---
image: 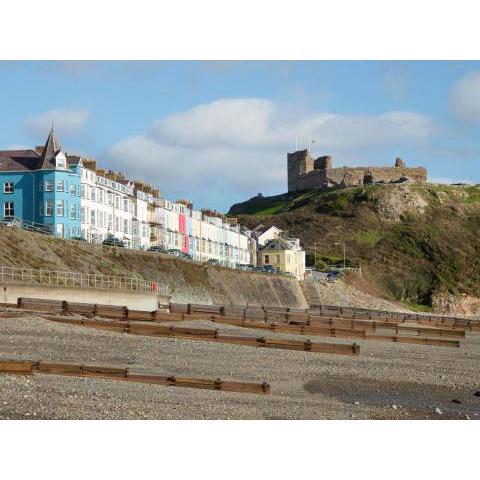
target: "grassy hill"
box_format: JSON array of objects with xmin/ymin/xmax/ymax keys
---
[{"xmin": 229, "ymin": 182, "xmax": 480, "ymax": 308}]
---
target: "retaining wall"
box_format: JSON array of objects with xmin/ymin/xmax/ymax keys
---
[{"xmin": 0, "ymin": 283, "xmax": 167, "ymax": 311}]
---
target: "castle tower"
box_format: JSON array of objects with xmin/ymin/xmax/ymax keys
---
[
  {"xmin": 395, "ymin": 157, "xmax": 405, "ymax": 168},
  {"xmin": 314, "ymin": 155, "xmax": 333, "ymax": 170},
  {"xmin": 287, "ymin": 149, "xmax": 314, "ymax": 192}
]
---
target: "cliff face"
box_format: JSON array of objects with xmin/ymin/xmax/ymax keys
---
[
  {"xmin": 229, "ymin": 182, "xmax": 480, "ymax": 309},
  {"xmin": 431, "ymin": 293, "xmax": 480, "ymax": 317}
]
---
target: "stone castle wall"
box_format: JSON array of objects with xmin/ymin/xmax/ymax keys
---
[{"xmin": 287, "ymin": 149, "xmax": 427, "ymax": 192}]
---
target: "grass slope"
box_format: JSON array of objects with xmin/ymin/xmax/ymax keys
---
[{"xmin": 229, "ymin": 183, "xmax": 480, "ymax": 307}]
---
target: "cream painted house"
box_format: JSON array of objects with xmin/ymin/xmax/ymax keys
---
[{"xmin": 256, "ymin": 233, "xmax": 306, "ymax": 280}]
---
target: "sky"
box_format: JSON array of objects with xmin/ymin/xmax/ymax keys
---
[{"xmin": 0, "ymin": 60, "xmax": 480, "ymax": 211}]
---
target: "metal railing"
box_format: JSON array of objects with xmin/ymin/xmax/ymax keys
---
[{"xmin": 0, "ymin": 266, "xmax": 168, "ymax": 295}]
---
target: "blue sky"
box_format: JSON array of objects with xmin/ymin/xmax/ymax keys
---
[{"xmin": 1, "ymin": 61, "xmax": 480, "ymax": 211}]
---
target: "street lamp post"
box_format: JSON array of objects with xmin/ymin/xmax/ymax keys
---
[{"xmin": 334, "ymin": 242, "xmax": 346, "ymax": 269}]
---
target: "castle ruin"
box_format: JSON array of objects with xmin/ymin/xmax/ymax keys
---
[{"xmin": 287, "ymin": 150, "xmax": 427, "ymax": 192}]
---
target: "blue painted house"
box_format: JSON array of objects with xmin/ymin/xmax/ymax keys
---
[{"xmin": 0, "ymin": 128, "xmax": 82, "ymax": 238}]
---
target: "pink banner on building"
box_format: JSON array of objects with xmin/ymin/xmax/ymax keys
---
[{"xmin": 179, "ymin": 214, "xmax": 188, "ymax": 253}]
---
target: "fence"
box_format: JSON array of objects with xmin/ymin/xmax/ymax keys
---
[
  {"xmin": 164, "ymin": 302, "xmax": 476, "ymax": 344},
  {"xmin": 0, "ymin": 359, "xmax": 270, "ymax": 395},
  {"xmin": 0, "ymin": 266, "xmax": 168, "ymax": 295},
  {"xmin": 10, "ymin": 298, "xmax": 360, "ymax": 356}
]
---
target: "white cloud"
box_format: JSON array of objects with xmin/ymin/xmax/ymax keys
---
[
  {"xmin": 105, "ymin": 97, "xmax": 434, "ymax": 210},
  {"xmin": 24, "ymin": 107, "xmax": 90, "ymax": 139},
  {"xmin": 150, "ymin": 98, "xmax": 274, "ymax": 147},
  {"xmin": 450, "ymin": 71, "xmax": 480, "ymax": 123}
]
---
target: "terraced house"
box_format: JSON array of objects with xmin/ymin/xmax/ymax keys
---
[
  {"xmin": 79, "ymin": 159, "xmax": 136, "ymax": 247},
  {"xmin": 0, "ymin": 129, "xmax": 254, "ymax": 267},
  {"xmin": 0, "ymin": 128, "xmax": 82, "ymax": 238}
]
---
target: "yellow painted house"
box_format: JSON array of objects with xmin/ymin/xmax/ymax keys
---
[{"xmin": 257, "ymin": 235, "xmax": 306, "ymax": 280}]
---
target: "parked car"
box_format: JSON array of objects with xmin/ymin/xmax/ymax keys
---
[
  {"xmin": 326, "ymin": 270, "xmax": 342, "ymax": 282},
  {"xmin": 1, "ymin": 217, "xmax": 20, "ymax": 227},
  {"xmin": 71, "ymin": 236, "xmax": 86, "ymax": 242},
  {"xmin": 237, "ymin": 264, "xmax": 253, "ymax": 271},
  {"xmin": 167, "ymin": 249, "xmax": 183, "ymax": 257},
  {"xmin": 262, "ymin": 265, "xmax": 277, "ymax": 274},
  {"xmin": 148, "ymin": 245, "xmax": 168, "ymax": 253},
  {"xmin": 207, "ymin": 258, "xmax": 220, "ymax": 266},
  {"xmin": 102, "ymin": 236, "xmax": 125, "ymax": 248}
]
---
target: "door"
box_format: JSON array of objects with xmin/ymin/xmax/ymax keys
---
[{"xmin": 56, "ymin": 223, "xmax": 64, "ymax": 238}]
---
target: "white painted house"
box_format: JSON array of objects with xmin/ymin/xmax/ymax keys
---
[{"xmin": 79, "ymin": 161, "xmax": 134, "ymax": 246}]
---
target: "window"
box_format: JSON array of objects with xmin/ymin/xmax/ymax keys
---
[
  {"xmin": 56, "ymin": 200, "xmax": 64, "ymax": 217},
  {"xmin": 3, "ymin": 182, "xmax": 14, "ymax": 193},
  {"xmin": 98, "ymin": 189, "xmax": 104, "ymax": 204},
  {"xmin": 90, "ymin": 209, "xmax": 96, "ymax": 226},
  {"xmin": 38, "ymin": 181, "xmax": 43, "ymax": 192},
  {"xmin": 89, "ymin": 186, "xmax": 95, "ymax": 201},
  {"xmin": 124, "ymin": 219, "xmax": 129, "ymax": 234},
  {"xmin": 108, "ymin": 192, "xmax": 113, "ymax": 206},
  {"xmin": 81, "ymin": 185, "xmax": 85, "ymax": 199},
  {"xmin": 45, "ymin": 181, "xmax": 53, "ymax": 192},
  {"xmin": 115, "ymin": 195, "xmax": 120, "ymax": 209},
  {"xmin": 123, "ymin": 198, "xmax": 129, "ymax": 213},
  {"xmin": 264, "ymin": 254, "xmax": 270, "ymax": 264},
  {"xmin": 70, "ymin": 204, "xmax": 76, "ymax": 220},
  {"xmin": 4, "ymin": 202, "xmax": 14, "ymax": 217},
  {"xmin": 98, "ymin": 210, "xmax": 103, "ymax": 228},
  {"xmin": 108, "ymin": 214, "xmax": 113, "ymax": 230},
  {"xmin": 70, "ymin": 184, "xmax": 76, "ymax": 195},
  {"xmin": 80, "ymin": 207, "xmax": 85, "ymax": 223},
  {"xmin": 115, "ymin": 217, "xmax": 120, "ymax": 232},
  {"xmin": 276, "ymin": 255, "xmax": 281, "ymax": 264},
  {"xmin": 56, "ymin": 181, "xmax": 64, "ymax": 192},
  {"xmin": 45, "ymin": 200, "xmax": 53, "ymax": 216}
]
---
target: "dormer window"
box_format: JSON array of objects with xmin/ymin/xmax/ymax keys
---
[{"xmin": 55, "ymin": 151, "xmax": 67, "ymax": 169}]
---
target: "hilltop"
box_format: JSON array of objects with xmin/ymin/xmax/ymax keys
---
[{"xmin": 229, "ymin": 182, "xmax": 480, "ymax": 312}]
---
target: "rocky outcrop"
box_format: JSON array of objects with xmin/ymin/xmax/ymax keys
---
[
  {"xmin": 431, "ymin": 293, "xmax": 480, "ymax": 317},
  {"xmin": 371, "ymin": 183, "xmax": 429, "ymax": 221}
]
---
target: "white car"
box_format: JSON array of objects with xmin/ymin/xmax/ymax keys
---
[{"xmin": 1, "ymin": 217, "xmax": 20, "ymax": 227}]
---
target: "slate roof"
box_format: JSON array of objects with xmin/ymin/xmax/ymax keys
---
[
  {"xmin": 258, "ymin": 236, "xmax": 301, "ymax": 252},
  {"xmin": 37, "ymin": 127, "xmax": 61, "ymax": 170},
  {"xmin": 0, "ymin": 128, "xmax": 64, "ymax": 172},
  {"xmin": 0, "ymin": 151, "xmax": 40, "ymax": 171}
]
